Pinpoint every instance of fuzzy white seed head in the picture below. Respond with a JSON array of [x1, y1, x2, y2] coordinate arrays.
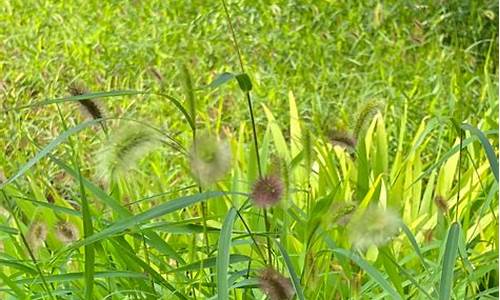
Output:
[[189, 133, 231, 186], [258, 267, 295, 300], [96, 123, 160, 182], [27, 221, 48, 250], [348, 206, 401, 250], [55, 221, 80, 244]]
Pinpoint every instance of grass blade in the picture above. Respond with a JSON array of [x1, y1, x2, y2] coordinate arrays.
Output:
[[332, 248, 402, 300], [69, 191, 225, 250], [78, 166, 94, 299], [3, 90, 143, 112], [0, 119, 102, 189], [217, 207, 237, 300], [50, 155, 185, 263], [110, 238, 188, 299], [276, 240, 306, 300], [202, 72, 235, 89], [461, 123, 499, 182], [168, 254, 248, 274], [401, 223, 429, 269], [439, 222, 460, 300]]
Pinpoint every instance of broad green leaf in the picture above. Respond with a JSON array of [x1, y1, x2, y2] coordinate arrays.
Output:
[[235, 73, 252, 92]]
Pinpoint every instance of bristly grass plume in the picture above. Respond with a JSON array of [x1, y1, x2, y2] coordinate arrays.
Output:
[[96, 122, 160, 182], [55, 221, 80, 244], [250, 175, 284, 208], [189, 132, 231, 186], [348, 206, 401, 250], [434, 195, 449, 213], [258, 267, 295, 300], [68, 81, 105, 121], [354, 100, 384, 138], [329, 130, 357, 153], [27, 221, 47, 251]]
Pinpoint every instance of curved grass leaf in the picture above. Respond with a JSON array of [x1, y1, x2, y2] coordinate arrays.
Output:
[[78, 166, 94, 299], [0, 271, 26, 299], [439, 222, 460, 300], [0, 119, 103, 189], [461, 123, 499, 182], [380, 248, 434, 300], [217, 207, 237, 300], [0, 259, 37, 274], [401, 223, 429, 269], [68, 191, 225, 250], [13, 196, 81, 216], [332, 248, 402, 300], [3, 90, 143, 112], [169, 254, 248, 274], [110, 238, 188, 299], [235, 73, 252, 92], [3, 90, 195, 131], [50, 155, 185, 263], [14, 271, 148, 285], [203, 72, 235, 89], [0, 225, 18, 235], [276, 240, 306, 300]]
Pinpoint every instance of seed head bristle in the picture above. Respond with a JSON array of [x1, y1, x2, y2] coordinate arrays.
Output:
[[329, 130, 357, 152], [434, 195, 448, 213], [179, 63, 195, 121], [189, 133, 231, 186], [0, 169, 6, 183], [27, 221, 48, 250], [96, 123, 160, 181], [55, 221, 80, 244], [258, 267, 295, 300], [69, 81, 104, 120], [354, 100, 384, 138], [348, 206, 401, 250], [250, 175, 284, 208]]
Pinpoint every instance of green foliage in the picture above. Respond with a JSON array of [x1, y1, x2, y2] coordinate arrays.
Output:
[[0, 1, 497, 299]]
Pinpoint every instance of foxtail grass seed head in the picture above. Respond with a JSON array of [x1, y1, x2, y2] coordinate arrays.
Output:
[[354, 100, 384, 137], [329, 130, 357, 152], [348, 206, 401, 250], [0, 169, 6, 183], [27, 222, 48, 250], [434, 195, 448, 213], [96, 123, 160, 181], [68, 81, 105, 121], [55, 221, 80, 244], [258, 267, 295, 300], [250, 175, 284, 208], [189, 133, 231, 186]]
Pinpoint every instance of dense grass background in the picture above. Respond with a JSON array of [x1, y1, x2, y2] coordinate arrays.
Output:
[[0, 1, 498, 299]]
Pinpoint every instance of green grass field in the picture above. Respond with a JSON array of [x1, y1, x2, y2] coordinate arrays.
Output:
[[0, 1, 498, 299]]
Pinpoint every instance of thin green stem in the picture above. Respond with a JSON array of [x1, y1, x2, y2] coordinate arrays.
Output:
[[221, 1, 274, 271], [221, 0, 245, 73], [263, 208, 273, 265]]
